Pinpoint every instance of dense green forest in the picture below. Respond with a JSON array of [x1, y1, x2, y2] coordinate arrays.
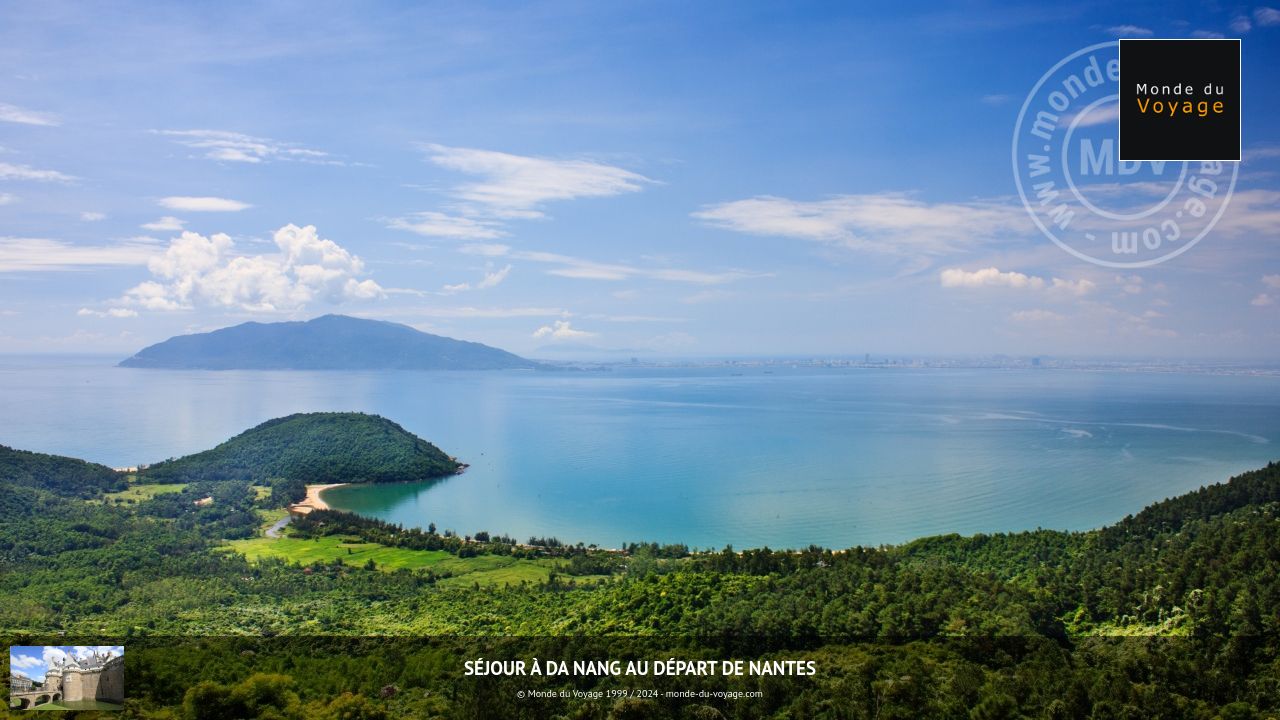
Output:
[[138, 412, 462, 499], [1, 420, 1278, 719]]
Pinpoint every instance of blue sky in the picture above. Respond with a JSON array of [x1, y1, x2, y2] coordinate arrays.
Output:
[[0, 1, 1278, 359], [9, 646, 123, 683]]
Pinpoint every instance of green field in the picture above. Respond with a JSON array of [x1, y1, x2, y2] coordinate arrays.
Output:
[[98, 481, 187, 504], [223, 534, 575, 586]]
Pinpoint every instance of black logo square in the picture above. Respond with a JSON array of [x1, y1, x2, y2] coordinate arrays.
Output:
[[1119, 39, 1240, 161]]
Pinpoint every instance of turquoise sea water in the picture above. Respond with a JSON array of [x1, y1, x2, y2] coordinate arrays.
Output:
[[1, 355, 1277, 549]]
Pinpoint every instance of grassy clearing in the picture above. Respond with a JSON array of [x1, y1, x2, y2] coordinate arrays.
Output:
[[98, 482, 187, 504], [222, 534, 572, 586]]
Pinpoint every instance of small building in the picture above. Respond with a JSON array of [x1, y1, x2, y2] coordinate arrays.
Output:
[[10, 672, 34, 692]]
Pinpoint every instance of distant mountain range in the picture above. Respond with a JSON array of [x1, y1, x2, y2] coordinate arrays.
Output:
[[118, 315, 543, 371]]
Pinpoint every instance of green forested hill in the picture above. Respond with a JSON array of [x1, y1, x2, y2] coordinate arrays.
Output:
[[139, 412, 462, 488], [0, 444, 123, 498]]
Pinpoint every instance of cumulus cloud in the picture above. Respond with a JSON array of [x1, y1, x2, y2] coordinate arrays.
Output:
[[939, 267, 1095, 295], [1230, 15, 1252, 33], [0, 102, 59, 126], [158, 196, 251, 212], [80, 211, 106, 221], [115, 224, 383, 312], [156, 129, 337, 164], [9, 655, 42, 670], [941, 267, 1041, 289], [0, 192, 16, 205], [1262, 274, 1280, 289], [0, 162, 75, 182], [694, 192, 1024, 255], [142, 216, 186, 231], [533, 319, 595, 340], [1251, 293, 1274, 307], [1190, 30, 1226, 38]]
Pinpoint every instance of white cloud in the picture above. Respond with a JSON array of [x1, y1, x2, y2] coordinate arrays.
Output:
[[533, 319, 595, 340], [440, 264, 512, 294], [0, 192, 15, 205], [940, 267, 1095, 295], [78, 307, 138, 318], [1050, 277, 1096, 295], [1065, 101, 1119, 128], [1119, 274, 1145, 295], [477, 264, 511, 289], [1244, 144, 1280, 161], [459, 243, 511, 257], [115, 224, 383, 312], [418, 143, 653, 219], [981, 94, 1011, 105], [80, 211, 106, 221], [415, 306, 562, 318], [1105, 24, 1154, 36], [158, 196, 251, 212], [513, 249, 766, 285], [0, 162, 75, 182], [142, 216, 186, 231], [387, 211, 505, 239], [1230, 15, 1252, 33], [1254, 7, 1280, 26], [1105, 24, 1157, 35], [694, 192, 1023, 254], [9, 654, 42, 670], [1262, 274, 1280, 289], [156, 129, 337, 164], [1208, 190, 1280, 236], [1251, 293, 1274, 307], [941, 266, 1040, 289], [0, 102, 59, 126], [1010, 309, 1066, 323], [0, 237, 160, 271], [1190, 30, 1226, 38]]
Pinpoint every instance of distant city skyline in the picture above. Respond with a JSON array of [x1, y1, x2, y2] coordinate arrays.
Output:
[[1, 1, 1278, 359]]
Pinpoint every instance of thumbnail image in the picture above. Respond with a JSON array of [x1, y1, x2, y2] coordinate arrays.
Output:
[[8, 646, 124, 711]]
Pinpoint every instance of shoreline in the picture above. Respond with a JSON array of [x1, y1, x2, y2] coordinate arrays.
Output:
[[287, 483, 348, 515]]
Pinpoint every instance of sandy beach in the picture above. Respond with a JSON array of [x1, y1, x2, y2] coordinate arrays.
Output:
[[288, 483, 348, 514]]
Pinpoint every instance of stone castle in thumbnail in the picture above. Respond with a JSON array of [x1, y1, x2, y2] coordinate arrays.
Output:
[[9, 650, 123, 709]]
